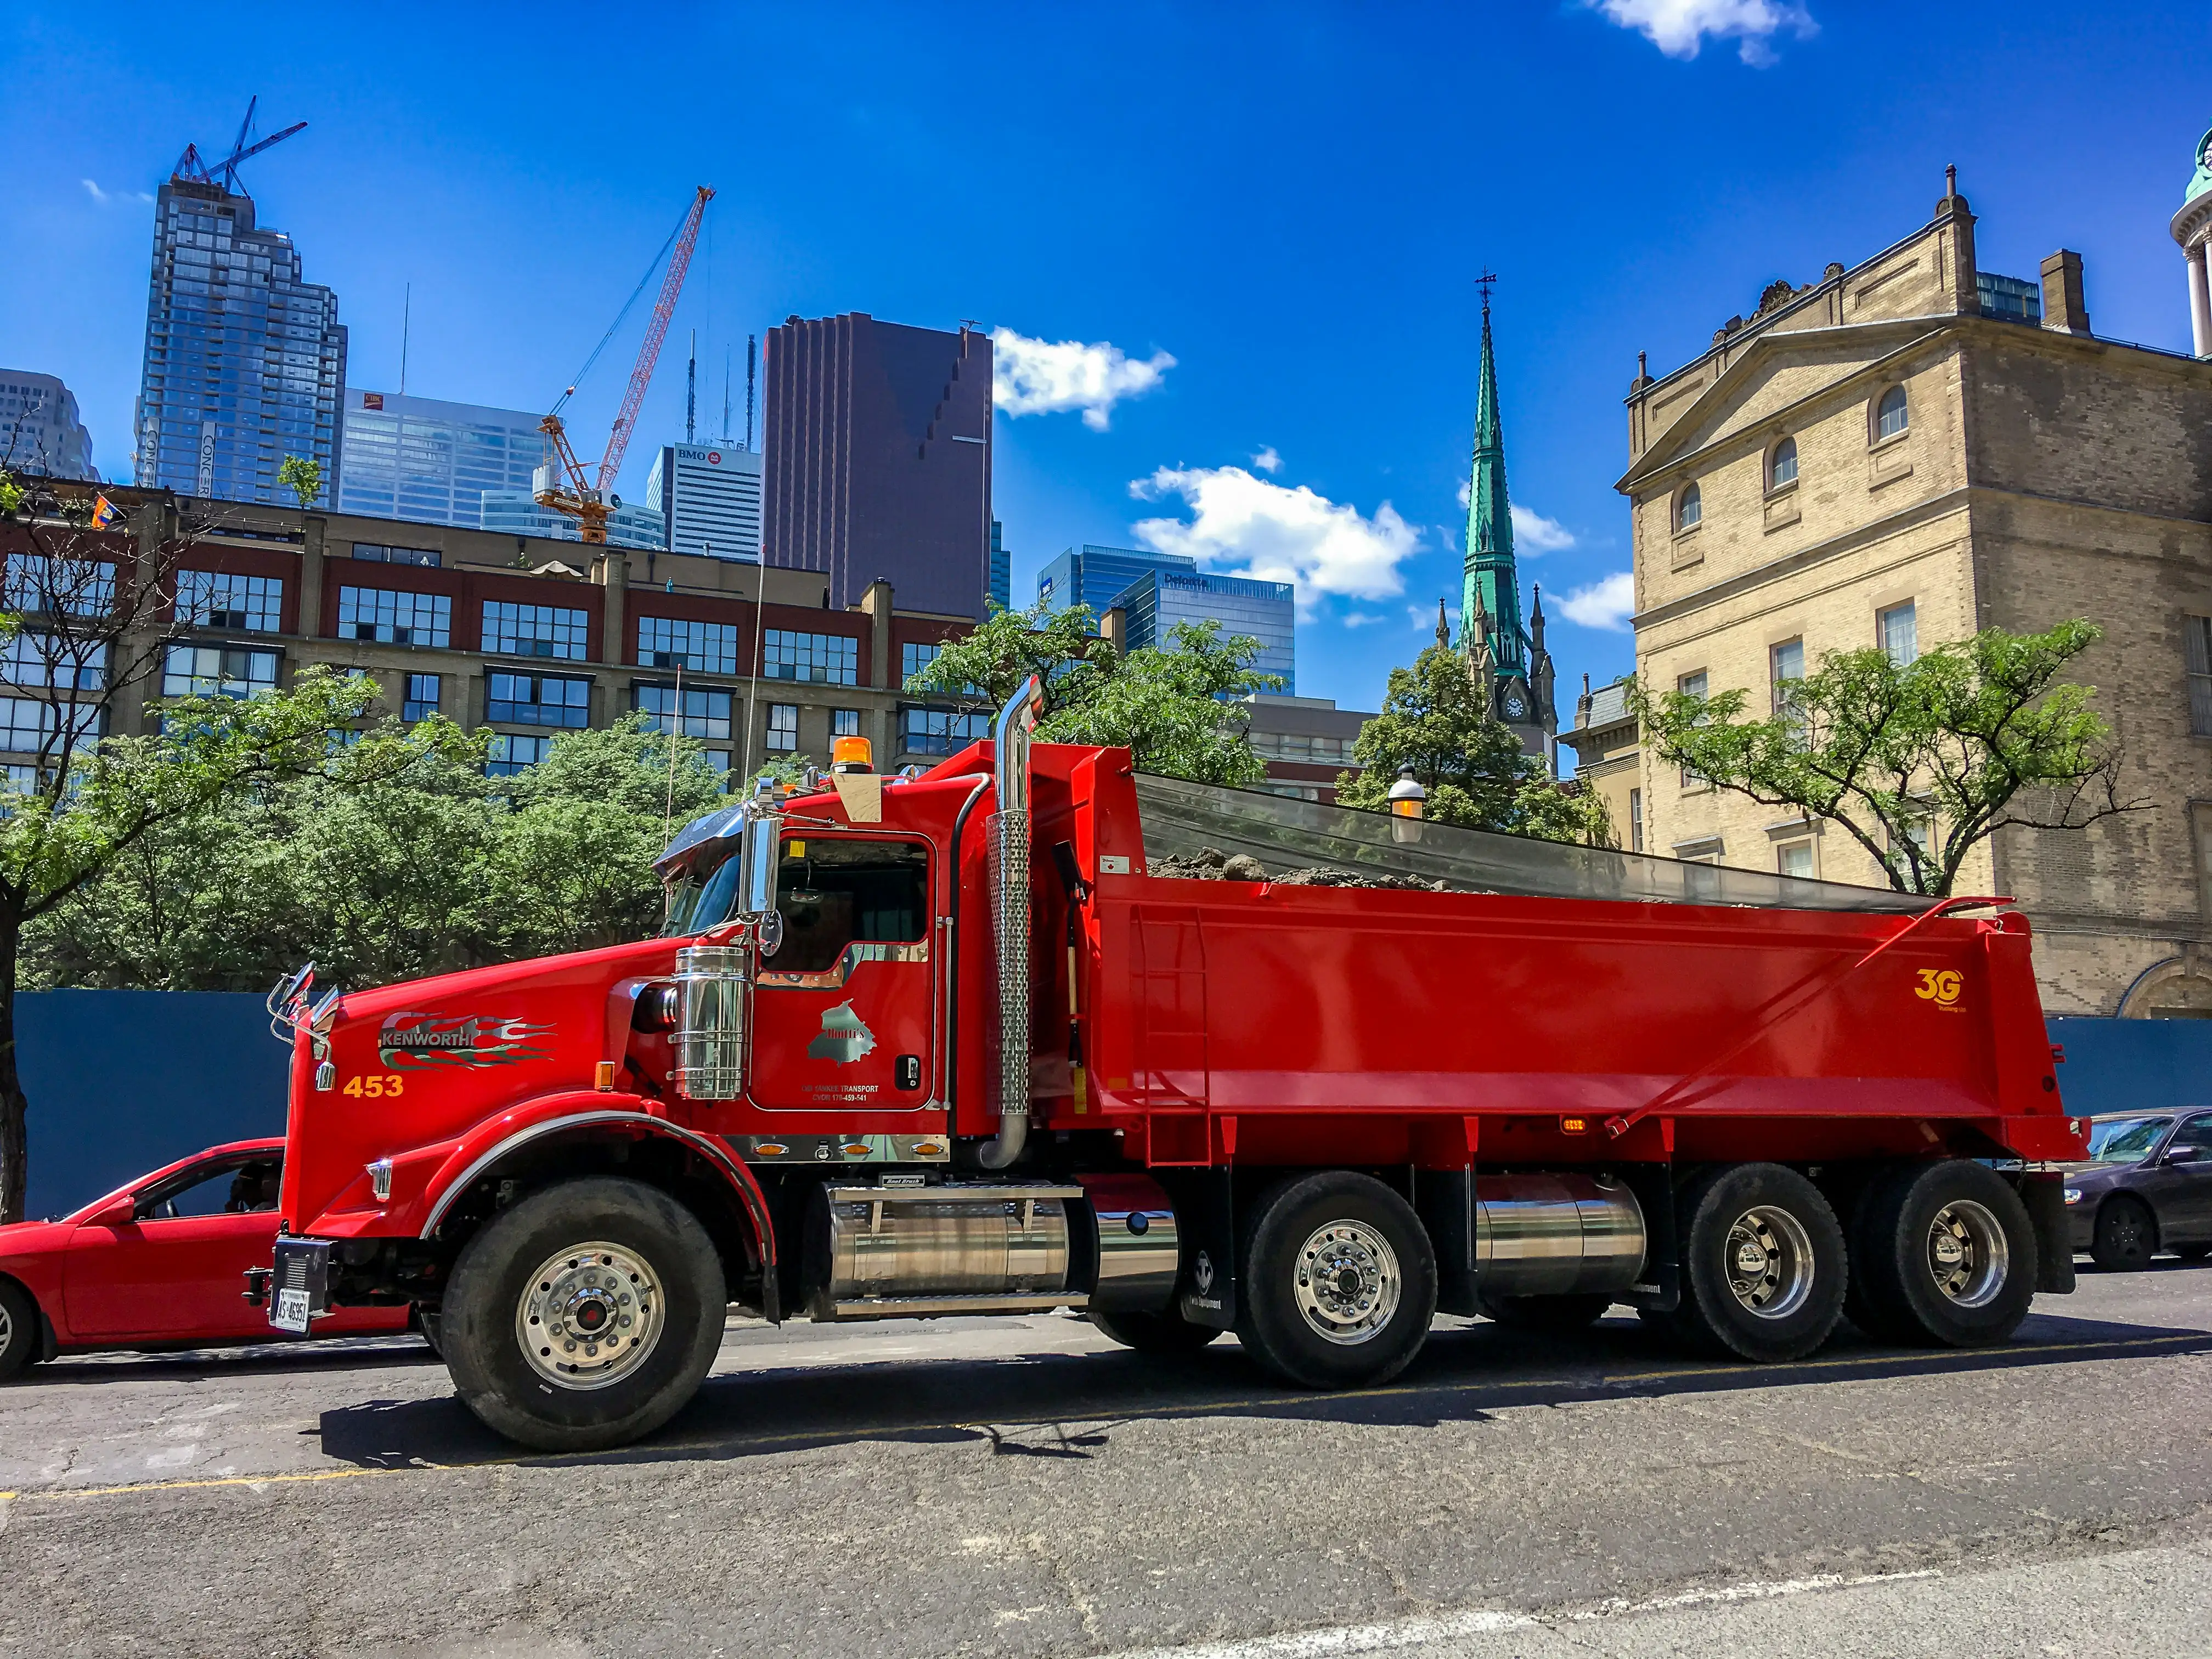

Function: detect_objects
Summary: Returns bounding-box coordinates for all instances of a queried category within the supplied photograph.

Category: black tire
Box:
[2090,1195,2158,1272]
[1659,1164,1847,1363]
[1850,1161,2037,1347]
[1479,1292,1616,1331]
[1235,1171,1437,1390]
[442,1177,726,1452]
[0,1278,39,1381]
[415,1306,444,1360]
[1090,1307,1223,1355]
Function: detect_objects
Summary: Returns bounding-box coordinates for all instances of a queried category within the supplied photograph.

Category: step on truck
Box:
[261,678,2085,1451]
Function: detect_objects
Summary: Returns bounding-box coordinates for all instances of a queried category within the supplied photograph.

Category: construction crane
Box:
[172,97,307,191]
[537,185,714,545]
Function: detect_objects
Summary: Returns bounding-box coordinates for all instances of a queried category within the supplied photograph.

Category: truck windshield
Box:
[663,853,746,938]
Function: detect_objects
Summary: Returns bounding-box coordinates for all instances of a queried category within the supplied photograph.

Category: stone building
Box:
[1562,675,1643,851]
[1612,159,2212,1018]
[0,482,976,787]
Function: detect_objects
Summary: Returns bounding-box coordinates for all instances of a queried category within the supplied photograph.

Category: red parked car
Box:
[0,1138,411,1378]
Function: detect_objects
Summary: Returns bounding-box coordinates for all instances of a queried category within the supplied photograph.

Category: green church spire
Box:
[1460,284,1526,676]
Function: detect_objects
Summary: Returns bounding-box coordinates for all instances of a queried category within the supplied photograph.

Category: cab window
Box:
[766,837,928,974]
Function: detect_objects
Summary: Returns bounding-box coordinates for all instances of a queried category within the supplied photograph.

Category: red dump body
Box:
[279,740,2080,1244]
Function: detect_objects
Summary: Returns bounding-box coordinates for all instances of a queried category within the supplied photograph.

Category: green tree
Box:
[1335,639,1610,844]
[277,455,323,509]
[905,599,1279,785]
[1626,620,2142,896]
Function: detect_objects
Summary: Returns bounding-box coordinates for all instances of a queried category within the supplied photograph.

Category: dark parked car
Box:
[2067,1111,2212,1270]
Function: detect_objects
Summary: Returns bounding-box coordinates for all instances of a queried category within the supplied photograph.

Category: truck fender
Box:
[415,1098,777,1317]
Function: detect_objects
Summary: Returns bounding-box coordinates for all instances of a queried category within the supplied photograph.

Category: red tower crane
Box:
[537,185,714,546]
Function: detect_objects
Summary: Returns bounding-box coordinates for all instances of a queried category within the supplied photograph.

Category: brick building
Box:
[5,484,975,783]
[1613,169,2212,1017]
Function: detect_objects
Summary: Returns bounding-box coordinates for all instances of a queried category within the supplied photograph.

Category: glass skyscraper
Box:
[134,176,345,504]
[1110,568,1296,693]
[645,442,763,560]
[989,519,1009,611]
[337,389,551,529]
[1035,544,1196,620]
[479,488,665,551]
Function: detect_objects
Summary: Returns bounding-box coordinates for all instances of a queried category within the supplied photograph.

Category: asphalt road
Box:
[2,1264,2210,1658]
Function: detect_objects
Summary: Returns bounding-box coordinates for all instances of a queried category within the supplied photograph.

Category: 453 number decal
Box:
[341,1074,406,1098]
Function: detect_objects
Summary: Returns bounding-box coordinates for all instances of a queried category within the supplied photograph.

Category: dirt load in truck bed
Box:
[1148,846,1457,892]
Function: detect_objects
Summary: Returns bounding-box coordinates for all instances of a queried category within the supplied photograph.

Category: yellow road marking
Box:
[4,1330,2203,1506]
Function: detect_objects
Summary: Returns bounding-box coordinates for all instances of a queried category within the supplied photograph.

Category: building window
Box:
[765,630,859,686]
[403,673,441,723]
[1776,840,1816,880]
[637,683,733,741]
[0,697,101,747]
[1880,601,1918,667]
[902,641,943,682]
[637,615,738,674]
[1769,436,1798,490]
[900,706,991,757]
[1628,787,1644,853]
[1876,385,1909,441]
[351,542,441,567]
[162,643,280,699]
[1675,483,1702,532]
[832,708,861,738]
[483,600,589,661]
[5,552,114,617]
[1677,669,1708,788]
[486,733,553,776]
[338,586,452,647]
[2186,616,2212,738]
[177,570,283,633]
[765,703,799,752]
[487,671,590,728]
[1770,638,1805,736]
[2,764,38,794]
[0,633,105,691]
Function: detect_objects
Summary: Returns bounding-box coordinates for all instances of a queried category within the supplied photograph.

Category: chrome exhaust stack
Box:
[978,675,1046,1171]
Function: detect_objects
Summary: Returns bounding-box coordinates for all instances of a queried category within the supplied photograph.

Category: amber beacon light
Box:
[831,736,874,774]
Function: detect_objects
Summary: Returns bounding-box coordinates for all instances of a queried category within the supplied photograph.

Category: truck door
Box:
[747,833,938,1114]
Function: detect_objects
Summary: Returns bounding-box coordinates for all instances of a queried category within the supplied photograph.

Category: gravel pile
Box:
[1148,846,1452,892]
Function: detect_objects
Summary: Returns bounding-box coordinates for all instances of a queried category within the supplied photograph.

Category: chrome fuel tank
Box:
[806,1184,1080,1319]
[1475,1172,1647,1297]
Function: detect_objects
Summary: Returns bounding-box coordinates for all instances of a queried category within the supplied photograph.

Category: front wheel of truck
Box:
[442,1177,726,1452]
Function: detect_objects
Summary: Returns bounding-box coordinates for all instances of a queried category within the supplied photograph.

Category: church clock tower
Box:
[1458,280,1558,769]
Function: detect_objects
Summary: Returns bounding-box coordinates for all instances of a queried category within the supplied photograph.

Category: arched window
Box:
[1769,436,1798,489]
[1876,385,1909,441]
[1677,482,1702,530]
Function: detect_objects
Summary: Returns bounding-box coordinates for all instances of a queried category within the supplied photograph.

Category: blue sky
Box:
[4,2,2207,718]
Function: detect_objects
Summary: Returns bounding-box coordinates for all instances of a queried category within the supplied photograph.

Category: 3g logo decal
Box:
[1914,969,1963,1008]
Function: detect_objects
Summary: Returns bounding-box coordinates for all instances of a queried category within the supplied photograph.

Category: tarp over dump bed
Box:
[1132,774,1932,915]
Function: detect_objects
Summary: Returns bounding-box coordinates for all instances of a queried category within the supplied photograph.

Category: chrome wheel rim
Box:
[0,1300,12,1354]
[1927,1199,2008,1308]
[516,1241,665,1391]
[1292,1220,1401,1346]
[1723,1205,1816,1320]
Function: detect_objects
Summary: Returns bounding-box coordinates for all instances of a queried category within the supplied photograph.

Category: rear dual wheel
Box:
[1644,1163,1847,1363]
[1236,1171,1438,1390]
[1850,1161,2036,1346]
[1090,1307,1222,1355]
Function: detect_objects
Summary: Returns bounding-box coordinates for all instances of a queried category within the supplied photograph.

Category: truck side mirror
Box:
[741,815,777,921]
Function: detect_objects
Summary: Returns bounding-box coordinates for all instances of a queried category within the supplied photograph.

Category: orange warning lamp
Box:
[831,736,874,774]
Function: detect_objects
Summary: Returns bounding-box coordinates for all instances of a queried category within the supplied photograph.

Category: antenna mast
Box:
[686,328,697,445]
[744,334,757,452]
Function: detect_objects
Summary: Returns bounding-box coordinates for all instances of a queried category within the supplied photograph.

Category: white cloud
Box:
[1341,611,1384,629]
[1587,0,1816,64]
[81,178,151,206]
[1410,602,1460,632]
[1558,571,1638,631]
[992,326,1174,431]
[1457,478,1471,509]
[1130,465,1421,614]
[1510,504,1576,552]
[1251,445,1282,473]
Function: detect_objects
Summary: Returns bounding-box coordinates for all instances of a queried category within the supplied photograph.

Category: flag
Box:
[90,494,116,529]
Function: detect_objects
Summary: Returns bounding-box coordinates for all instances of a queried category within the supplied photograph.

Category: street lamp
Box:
[1388,766,1426,844]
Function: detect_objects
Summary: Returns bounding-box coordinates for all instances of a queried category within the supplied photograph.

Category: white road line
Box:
[1103,1570,1943,1658]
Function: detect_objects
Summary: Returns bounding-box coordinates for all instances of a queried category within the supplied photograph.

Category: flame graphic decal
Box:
[378,1012,557,1070]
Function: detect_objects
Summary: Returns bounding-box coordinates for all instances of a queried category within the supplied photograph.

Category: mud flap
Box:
[1414,1168,1481,1318]
[1616,1164,1681,1314]
[2018,1170,2076,1294]
[1164,1169,1236,1329]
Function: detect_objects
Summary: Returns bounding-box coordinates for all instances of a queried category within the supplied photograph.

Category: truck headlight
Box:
[2063,1187,2082,1206]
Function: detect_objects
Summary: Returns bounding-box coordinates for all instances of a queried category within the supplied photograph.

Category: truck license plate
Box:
[271,1288,312,1334]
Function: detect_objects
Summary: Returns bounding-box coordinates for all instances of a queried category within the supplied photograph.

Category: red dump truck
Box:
[262,679,2084,1451]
